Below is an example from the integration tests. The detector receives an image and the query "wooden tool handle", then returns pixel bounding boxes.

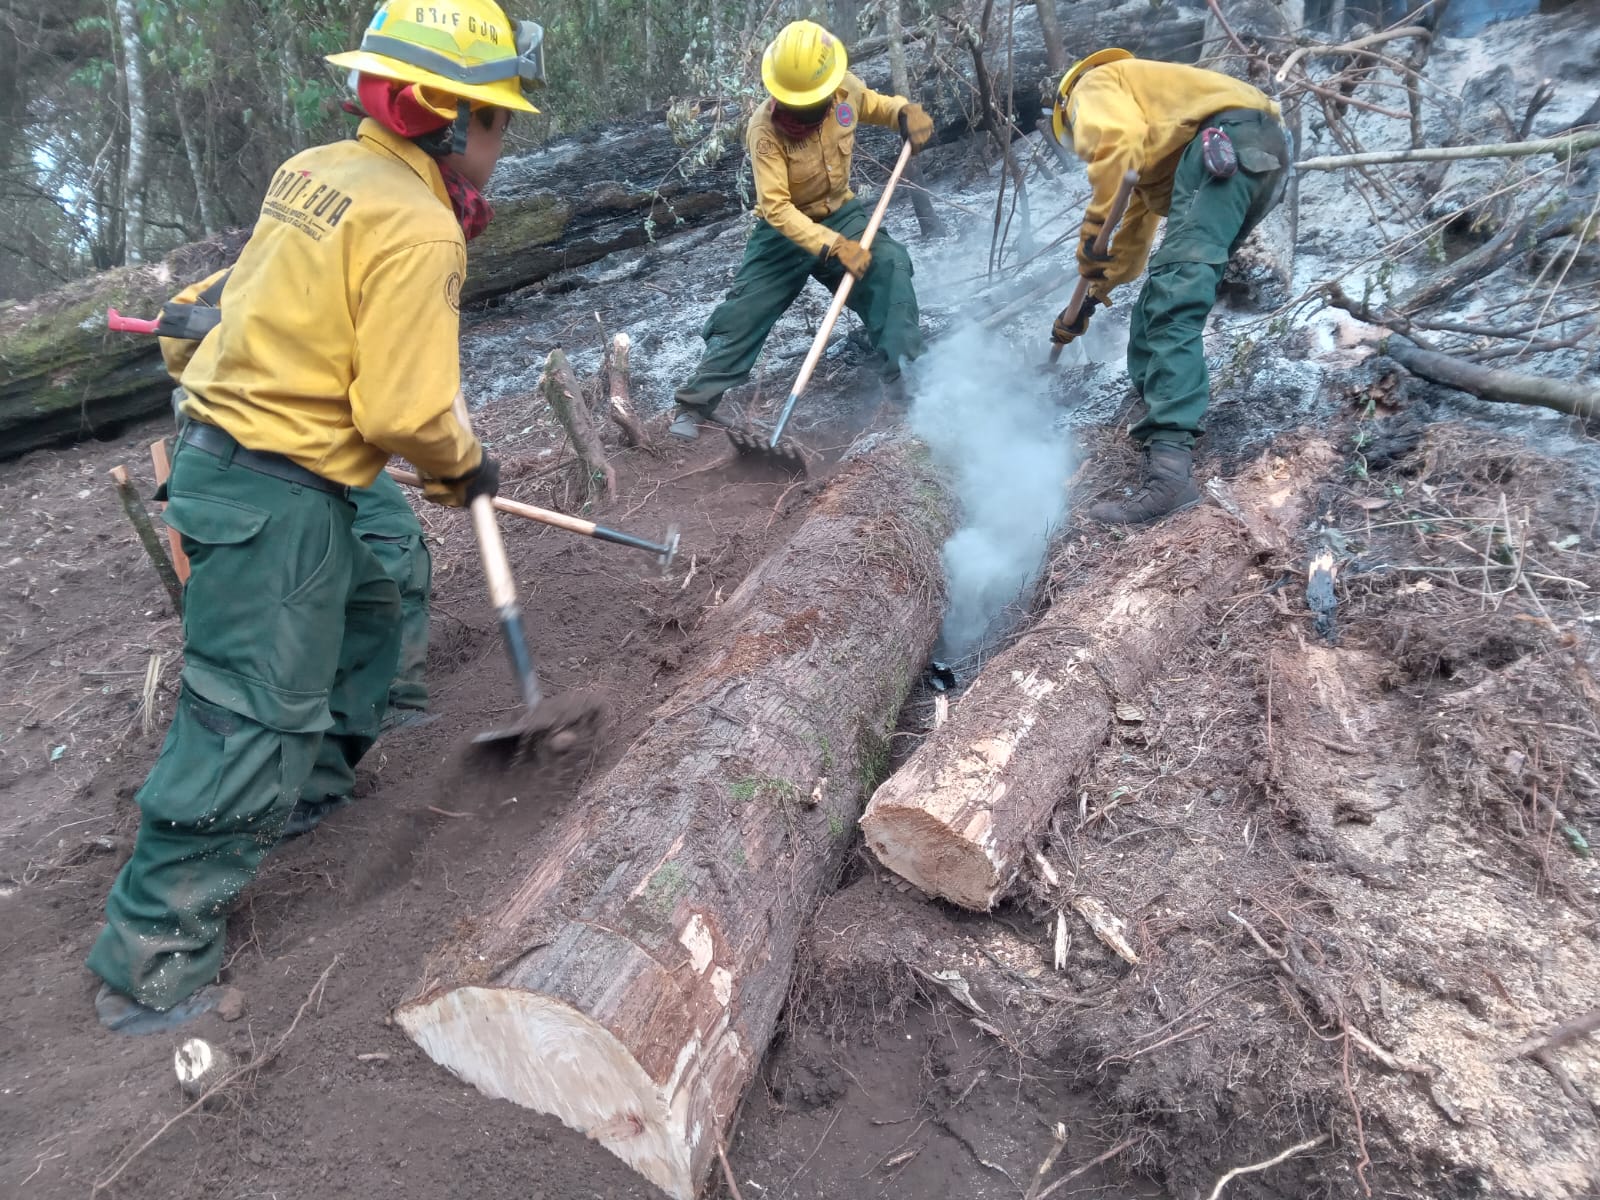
[470,494,518,613]
[783,140,916,413]
[386,466,600,538]
[1048,168,1140,365]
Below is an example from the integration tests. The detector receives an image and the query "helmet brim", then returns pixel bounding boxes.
[761,43,848,108]
[327,51,540,114]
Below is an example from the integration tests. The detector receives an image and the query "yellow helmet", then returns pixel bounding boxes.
[328,0,544,114]
[762,20,848,107]
[1050,48,1133,144]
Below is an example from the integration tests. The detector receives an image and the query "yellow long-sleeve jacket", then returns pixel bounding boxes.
[1066,60,1280,298]
[749,73,908,257]
[178,119,481,488]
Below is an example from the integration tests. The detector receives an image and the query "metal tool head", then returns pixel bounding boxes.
[723,425,809,476]
[470,692,606,766]
[658,525,682,571]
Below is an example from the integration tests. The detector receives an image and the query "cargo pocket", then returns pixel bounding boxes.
[162,492,270,553]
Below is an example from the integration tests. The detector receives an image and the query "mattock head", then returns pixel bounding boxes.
[658,525,681,571]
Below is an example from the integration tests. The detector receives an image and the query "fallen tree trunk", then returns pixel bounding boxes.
[1202,0,1302,309]
[1384,335,1599,420]
[395,438,952,1200]
[860,439,1334,910]
[1,0,1207,460]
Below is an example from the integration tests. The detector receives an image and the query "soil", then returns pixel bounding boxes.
[0,386,838,1200]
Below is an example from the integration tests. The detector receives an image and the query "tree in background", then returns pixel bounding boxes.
[0,0,951,299]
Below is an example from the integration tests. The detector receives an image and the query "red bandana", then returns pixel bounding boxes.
[351,74,496,241]
[772,99,831,141]
[438,161,495,242]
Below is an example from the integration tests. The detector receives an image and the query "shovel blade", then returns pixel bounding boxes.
[470,692,606,767]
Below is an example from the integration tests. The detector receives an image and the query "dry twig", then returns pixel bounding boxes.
[1204,1134,1329,1200]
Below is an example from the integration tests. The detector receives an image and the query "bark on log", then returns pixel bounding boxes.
[394,438,952,1200]
[860,439,1334,910]
[1202,0,1303,309]
[0,0,1207,461]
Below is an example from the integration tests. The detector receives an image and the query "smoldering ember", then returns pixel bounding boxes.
[1,0,1597,1198]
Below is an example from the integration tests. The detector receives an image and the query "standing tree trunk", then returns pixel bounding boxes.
[175,101,219,237]
[1033,0,1069,77]
[885,0,947,238]
[395,439,953,1200]
[1202,0,1304,308]
[113,0,149,263]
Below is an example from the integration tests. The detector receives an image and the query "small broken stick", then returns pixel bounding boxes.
[1072,895,1141,965]
[109,465,185,615]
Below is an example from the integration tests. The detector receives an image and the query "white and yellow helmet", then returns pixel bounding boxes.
[761,20,847,108]
[1051,47,1133,144]
[328,0,545,114]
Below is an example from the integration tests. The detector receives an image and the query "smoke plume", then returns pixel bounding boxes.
[905,326,1076,665]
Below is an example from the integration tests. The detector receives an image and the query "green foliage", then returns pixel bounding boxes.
[729,775,801,805]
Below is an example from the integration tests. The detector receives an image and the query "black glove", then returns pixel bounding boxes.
[462,452,500,504]
[1051,296,1101,346]
[1078,232,1114,280]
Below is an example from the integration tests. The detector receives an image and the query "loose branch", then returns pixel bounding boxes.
[1035,1135,1141,1200]
[1204,1134,1329,1200]
[1275,25,1430,83]
[1296,128,1600,171]
[1384,334,1600,420]
[1509,1007,1600,1059]
[109,465,184,615]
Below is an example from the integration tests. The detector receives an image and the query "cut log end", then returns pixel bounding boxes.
[396,987,720,1200]
[860,805,1004,911]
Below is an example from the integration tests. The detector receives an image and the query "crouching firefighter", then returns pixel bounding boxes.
[87,0,546,1034]
[149,272,437,757]
[1049,50,1289,525]
[669,18,934,438]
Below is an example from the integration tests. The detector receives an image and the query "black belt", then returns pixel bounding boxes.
[1209,107,1278,128]
[179,421,349,498]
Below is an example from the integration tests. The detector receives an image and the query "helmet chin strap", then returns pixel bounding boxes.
[414,99,473,158]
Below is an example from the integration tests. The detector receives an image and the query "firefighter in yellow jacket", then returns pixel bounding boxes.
[1050,51,1289,524]
[670,20,934,437]
[87,0,546,1033]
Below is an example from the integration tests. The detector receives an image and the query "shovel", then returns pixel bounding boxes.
[1046,169,1140,368]
[735,139,917,474]
[386,467,680,569]
[466,490,603,759]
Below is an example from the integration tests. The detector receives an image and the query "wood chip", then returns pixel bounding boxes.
[1114,703,1145,723]
[1071,896,1141,965]
[356,1052,391,1063]
[1054,911,1068,971]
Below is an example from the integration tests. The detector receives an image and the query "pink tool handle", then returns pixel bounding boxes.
[107,308,161,335]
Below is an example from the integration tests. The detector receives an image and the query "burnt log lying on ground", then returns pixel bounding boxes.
[0,0,1206,460]
[394,438,951,1200]
[860,439,1333,909]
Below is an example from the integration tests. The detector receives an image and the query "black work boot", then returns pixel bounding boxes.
[668,396,735,440]
[1087,443,1201,526]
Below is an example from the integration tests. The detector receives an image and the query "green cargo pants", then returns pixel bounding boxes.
[87,439,401,1010]
[350,473,430,713]
[1126,114,1288,449]
[674,198,923,411]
